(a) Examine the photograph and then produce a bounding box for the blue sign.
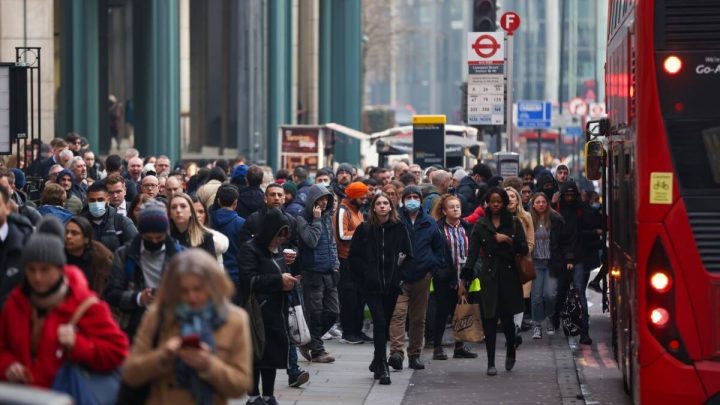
[565,126,583,137]
[517,101,552,129]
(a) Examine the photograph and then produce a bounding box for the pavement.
[230,329,588,405]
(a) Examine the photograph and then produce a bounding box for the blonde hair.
[505,187,529,218]
[154,248,235,322]
[431,194,461,221]
[169,192,208,247]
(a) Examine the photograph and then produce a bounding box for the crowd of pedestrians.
[0,134,604,404]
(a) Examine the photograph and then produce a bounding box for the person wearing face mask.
[314,169,332,188]
[104,199,184,341]
[81,182,138,252]
[388,186,445,372]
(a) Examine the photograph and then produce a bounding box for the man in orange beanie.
[332,181,370,344]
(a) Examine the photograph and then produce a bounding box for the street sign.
[516,100,552,129]
[589,102,606,117]
[565,126,583,137]
[568,97,588,116]
[467,32,505,65]
[467,32,506,127]
[500,12,521,35]
[412,115,446,168]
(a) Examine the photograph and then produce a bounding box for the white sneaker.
[532,326,542,339]
[328,324,342,338]
[322,332,333,340]
[546,326,556,336]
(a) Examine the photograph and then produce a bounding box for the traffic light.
[473,0,497,32]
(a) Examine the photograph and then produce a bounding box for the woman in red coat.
[0,230,128,388]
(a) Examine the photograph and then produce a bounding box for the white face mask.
[317,181,330,187]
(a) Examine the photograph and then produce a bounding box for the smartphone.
[181,334,201,348]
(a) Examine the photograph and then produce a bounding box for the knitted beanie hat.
[138,199,169,234]
[402,185,422,201]
[21,233,66,270]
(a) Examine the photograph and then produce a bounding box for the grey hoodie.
[295,185,339,272]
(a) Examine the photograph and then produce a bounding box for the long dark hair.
[368,193,399,228]
[67,216,94,252]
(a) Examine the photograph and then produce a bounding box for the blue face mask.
[590,202,601,210]
[404,199,421,212]
[89,202,107,218]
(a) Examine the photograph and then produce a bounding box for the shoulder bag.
[513,218,536,283]
[52,297,121,405]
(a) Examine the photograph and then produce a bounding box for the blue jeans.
[531,260,558,323]
[572,262,590,336]
[287,346,299,376]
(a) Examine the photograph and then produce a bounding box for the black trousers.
[250,367,276,397]
[364,290,399,362]
[432,279,460,348]
[480,302,516,368]
[338,258,365,337]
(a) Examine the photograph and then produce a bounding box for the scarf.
[174,302,227,405]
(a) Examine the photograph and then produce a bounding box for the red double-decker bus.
[588,0,720,403]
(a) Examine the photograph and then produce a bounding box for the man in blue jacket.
[388,186,445,371]
[210,184,246,293]
[296,184,340,363]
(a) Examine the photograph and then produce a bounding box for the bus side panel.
[639,353,707,404]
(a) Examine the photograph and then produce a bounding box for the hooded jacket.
[558,180,585,264]
[236,185,265,220]
[285,180,313,218]
[400,207,445,283]
[0,214,34,308]
[56,169,87,205]
[535,171,558,203]
[295,185,339,273]
[38,204,74,225]
[0,265,128,388]
[237,209,290,369]
[211,207,246,281]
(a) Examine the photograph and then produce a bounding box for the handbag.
[116,309,164,404]
[513,218,536,283]
[452,296,485,343]
[245,277,266,362]
[287,288,311,346]
[516,254,536,284]
[561,286,583,337]
[52,297,121,405]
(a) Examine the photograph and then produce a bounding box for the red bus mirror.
[585,140,605,180]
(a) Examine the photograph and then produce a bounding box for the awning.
[325,123,368,141]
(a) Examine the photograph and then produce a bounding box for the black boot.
[376,360,391,385]
[369,358,377,374]
[408,355,425,370]
[506,347,516,371]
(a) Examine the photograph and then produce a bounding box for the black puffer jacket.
[0,214,33,308]
[348,220,413,295]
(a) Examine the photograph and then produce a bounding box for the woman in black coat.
[462,187,529,376]
[349,193,412,385]
[238,208,299,404]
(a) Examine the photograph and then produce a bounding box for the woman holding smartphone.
[238,208,299,405]
[121,248,253,404]
[349,193,412,385]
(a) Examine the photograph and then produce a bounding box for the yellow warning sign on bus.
[650,172,673,204]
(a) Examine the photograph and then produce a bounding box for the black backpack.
[560,286,583,336]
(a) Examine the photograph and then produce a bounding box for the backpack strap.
[69,296,100,326]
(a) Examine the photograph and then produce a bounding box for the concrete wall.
[0,0,55,142]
